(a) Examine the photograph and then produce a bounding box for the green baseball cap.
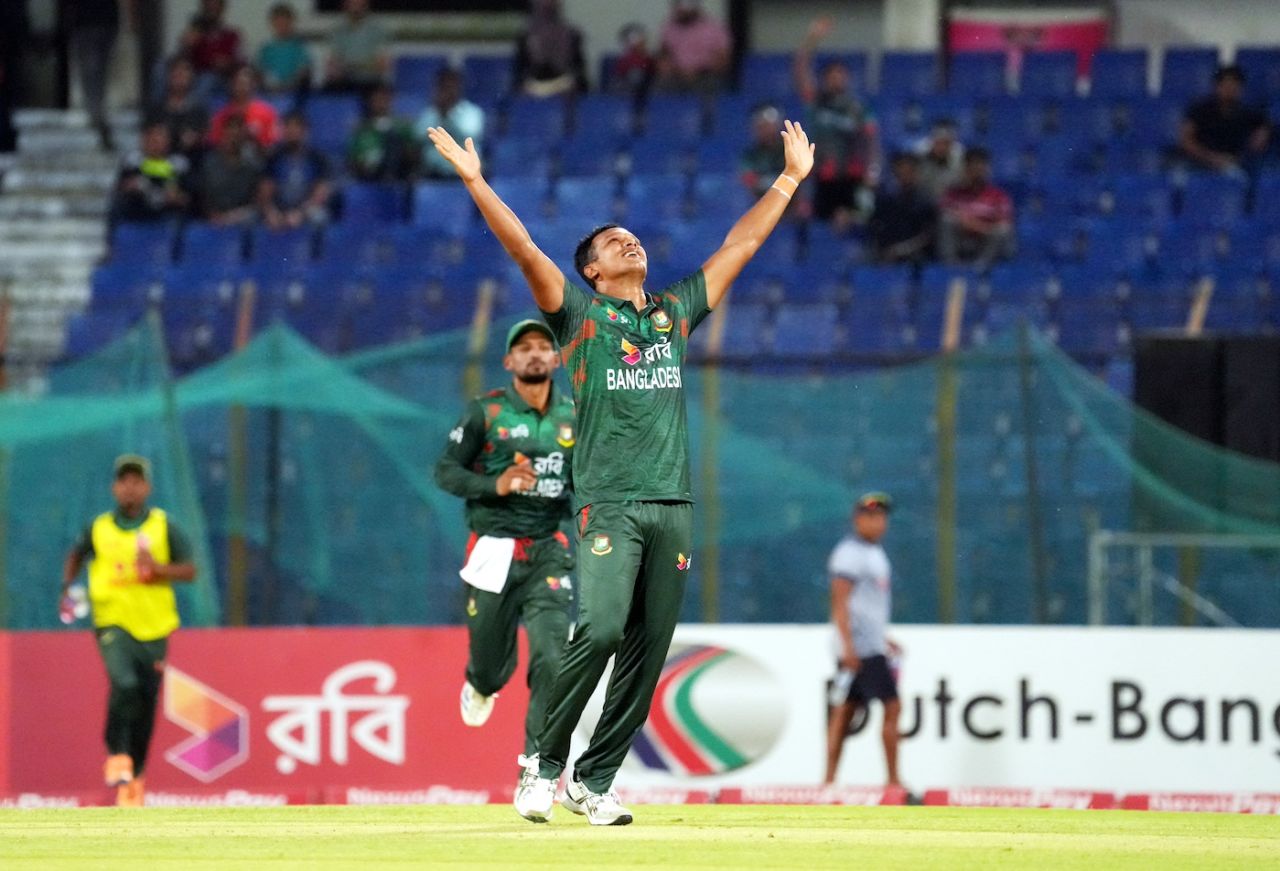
[114,454,152,480]
[505,319,555,352]
[856,491,892,513]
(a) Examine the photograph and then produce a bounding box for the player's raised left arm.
[701,120,814,309]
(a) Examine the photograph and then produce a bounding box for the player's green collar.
[505,381,557,415]
[111,506,153,530]
[595,290,656,314]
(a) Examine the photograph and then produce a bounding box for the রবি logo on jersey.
[576,644,786,777]
[620,339,642,366]
[676,553,691,571]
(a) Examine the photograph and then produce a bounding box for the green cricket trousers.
[465,531,574,756]
[537,501,692,792]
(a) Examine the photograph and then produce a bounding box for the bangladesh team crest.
[591,535,613,556]
[557,424,575,448]
[652,309,673,333]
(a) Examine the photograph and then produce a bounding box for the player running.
[60,455,197,807]
[427,117,814,826]
[434,319,576,759]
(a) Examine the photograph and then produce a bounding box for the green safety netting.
[2,314,1278,629]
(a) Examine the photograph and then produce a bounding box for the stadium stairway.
[0,109,130,392]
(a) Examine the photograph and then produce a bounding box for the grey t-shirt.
[827,534,892,658]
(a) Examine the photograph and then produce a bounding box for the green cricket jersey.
[434,384,576,538]
[542,271,711,505]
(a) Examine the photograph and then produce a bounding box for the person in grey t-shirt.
[824,491,903,786]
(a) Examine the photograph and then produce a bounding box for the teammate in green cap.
[427,116,814,826]
[434,319,576,760]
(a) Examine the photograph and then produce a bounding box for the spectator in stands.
[868,153,937,265]
[181,0,243,96]
[739,104,786,199]
[149,58,210,162]
[415,68,485,180]
[514,0,587,97]
[347,84,417,182]
[914,119,963,204]
[656,0,732,93]
[64,0,120,151]
[610,22,656,99]
[939,147,1014,270]
[793,16,879,229]
[325,0,390,92]
[259,111,332,229]
[257,3,312,98]
[195,113,261,226]
[1181,65,1270,176]
[110,121,191,223]
[210,64,280,153]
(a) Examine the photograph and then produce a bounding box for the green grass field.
[2,804,1278,870]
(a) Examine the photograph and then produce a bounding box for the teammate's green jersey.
[434,384,576,538]
[543,271,711,505]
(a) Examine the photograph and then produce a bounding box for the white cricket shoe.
[562,778,634,826]
[513,754,556,823]
[459,681,495,726]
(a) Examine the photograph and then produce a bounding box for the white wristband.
[780,174,800,186]
[770,184,792,200]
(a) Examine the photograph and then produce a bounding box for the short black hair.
[269,2,295,18]
[1214,64,1246,84]
[574,223,620,290]
[436,66,463,86]
[964,146,991,164]
[890,150,919,167]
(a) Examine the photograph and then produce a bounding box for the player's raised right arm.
[426,127,565,312]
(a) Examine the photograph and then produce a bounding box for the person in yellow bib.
[60,455,196,807]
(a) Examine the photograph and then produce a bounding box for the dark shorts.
[838,654,898,704]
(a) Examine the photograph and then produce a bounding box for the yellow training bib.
[87,508,180,641]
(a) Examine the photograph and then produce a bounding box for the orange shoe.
[103,754,133,787]
[117,776,145,807]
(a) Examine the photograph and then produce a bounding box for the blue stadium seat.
[342,182,408,223]
[1089,49,1149,98]
[1053,300,1125,357]
[849,265,914,315]
[802,222,865,270]
[622,173,687,222]
[1204,267,1269,333]
[412,181,477,234]
[878,51,938,98]
[948,52,1007,97]
[65,310,137,359]
[462,55,515,105]
[320,222,393,266]
[777,259,849,304]
[693,134,743,173]
[730,262,790,305]
[388,224,469,269]
[304,95,363,156]
[1084,217,1159,272]
[180,223,246,265]
[393,55,448,95]
[558,176,622,219]
[110,221,176,266]
[1160,219,1228,273]
[503,96,568,143]
[624,135,695,177]
[690,173,753,219]
[486,136,554,178]
[560,132,624,176]
[720,303,770,358]
[772,304,838,357]
[987,261,1056,307]
[640,94,706,144]
[1234,47,1280,105]
[841,303,911,356]
[1128,97,1184,148]
[249,226,316,271]
[162,264,243,366]
[1159,46,1219,101]
[1109,174,1174,222]
[739,53,794,100]
[1019,51,1078,98]
[1180,173,1248,228]
[568,94,636,139]
[89,263,164,314]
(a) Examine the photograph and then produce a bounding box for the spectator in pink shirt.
[656,0,731,93]
[939,147,1014,270]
